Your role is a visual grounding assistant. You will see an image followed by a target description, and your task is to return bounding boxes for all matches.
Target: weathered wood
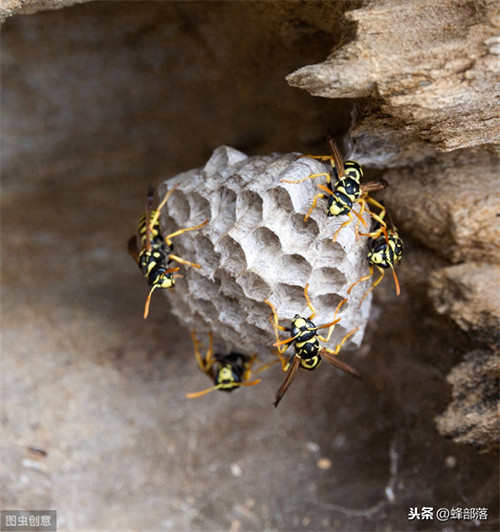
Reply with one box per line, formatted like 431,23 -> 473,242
288,0 -> 500,157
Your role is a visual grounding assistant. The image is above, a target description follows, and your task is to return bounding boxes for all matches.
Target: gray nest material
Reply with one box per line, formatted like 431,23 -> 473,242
159,146 -> 373,358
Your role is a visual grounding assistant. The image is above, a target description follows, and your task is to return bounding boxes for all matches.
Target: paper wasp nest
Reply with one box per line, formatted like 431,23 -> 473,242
159,146 -> 372,358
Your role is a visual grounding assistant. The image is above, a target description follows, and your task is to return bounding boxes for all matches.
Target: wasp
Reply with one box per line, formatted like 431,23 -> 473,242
128,185 -> 208,319
348,209 -> 404,305
186,332 -> 275,398
283,133 -> 388,242
264,284 -> 360,407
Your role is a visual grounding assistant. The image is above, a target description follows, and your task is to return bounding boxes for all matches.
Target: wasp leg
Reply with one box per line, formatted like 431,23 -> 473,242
148,184 -> 180,231
299,154 -> 335,164
349,203 -> 369,227
331,212 -> 354,242
329,205 -> 370,243
303,283 -> 316,320
317,298 -> 348,343
205,332 -> 215,368
323,326 -> 358,356
165,219 -> 209,247
359,224 -> 389,241
299,154 -> 337,176
274,356 -> 301,408
191,331 -> 205,372
361,197 -> 389,242
191,331 -> 215,380
320,326 -> 361,379
168,253 -> 202,269
241,353 -> 258,383
253,356 -> 281,375
236,378 -> 262,388
358,266 -> 386,307
302,151 -> 339,181
347,266 -> 374,296
365,197 -> 386,226
353,199 -> 367,240
186,332 -> 220,398
268,325 -> 295,359
264,300 -> 291,364
244,352 -> 279,380
302,284 -> 345,336
303,191 -> 327,222
264,300 -> 289,334
282,171 -> 330,185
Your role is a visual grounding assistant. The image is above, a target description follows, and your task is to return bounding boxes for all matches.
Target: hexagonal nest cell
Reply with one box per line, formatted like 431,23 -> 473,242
157,145 -> 373,359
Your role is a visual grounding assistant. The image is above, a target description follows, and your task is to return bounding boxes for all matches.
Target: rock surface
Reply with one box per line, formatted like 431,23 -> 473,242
428,263 -> 500,347
436,349 -> 499,453
381,151 -> 500,264
288,0 -> 500,162
0,0 -> 86,21
286,0 -> 500,456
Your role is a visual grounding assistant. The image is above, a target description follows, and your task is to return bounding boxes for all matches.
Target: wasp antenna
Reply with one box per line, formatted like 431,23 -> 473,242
143,285 -> 158,319
160,267 -> 180,276
185,385 -> 221,399
326,129 -> 335,143
273,336 -> 297,347
239,378 -> 262,388
146,185 -> 156,200
391,266 -> 401,296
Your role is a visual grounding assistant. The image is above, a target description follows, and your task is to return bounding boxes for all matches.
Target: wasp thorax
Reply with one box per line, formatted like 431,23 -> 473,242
217,365 -> 237,382
156,273 -> 175,289
295,337 -> 321,360
344,160 -> 363,181
327,195 -> 352,217
367,249 -> 381,263
291,315 -> 316,341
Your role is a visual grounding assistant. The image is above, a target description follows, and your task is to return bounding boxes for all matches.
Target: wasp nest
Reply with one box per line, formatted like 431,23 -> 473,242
158,146 -> 373,358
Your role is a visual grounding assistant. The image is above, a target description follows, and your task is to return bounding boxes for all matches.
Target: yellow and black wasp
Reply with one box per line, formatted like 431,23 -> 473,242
348,208 -> 404,305
186,331 -> 274,398
128,185 -> 208,319
264,284 -> 360,408
283,133 -> 389,242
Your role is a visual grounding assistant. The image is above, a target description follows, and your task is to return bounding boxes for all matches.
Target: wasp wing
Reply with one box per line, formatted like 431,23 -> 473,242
144,185 -> 156,252
127,235 -> 140,262
319,348 -> 361,379
360,179 -> 388,194
274,356 -> 301,408
327,135 -> 345,179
